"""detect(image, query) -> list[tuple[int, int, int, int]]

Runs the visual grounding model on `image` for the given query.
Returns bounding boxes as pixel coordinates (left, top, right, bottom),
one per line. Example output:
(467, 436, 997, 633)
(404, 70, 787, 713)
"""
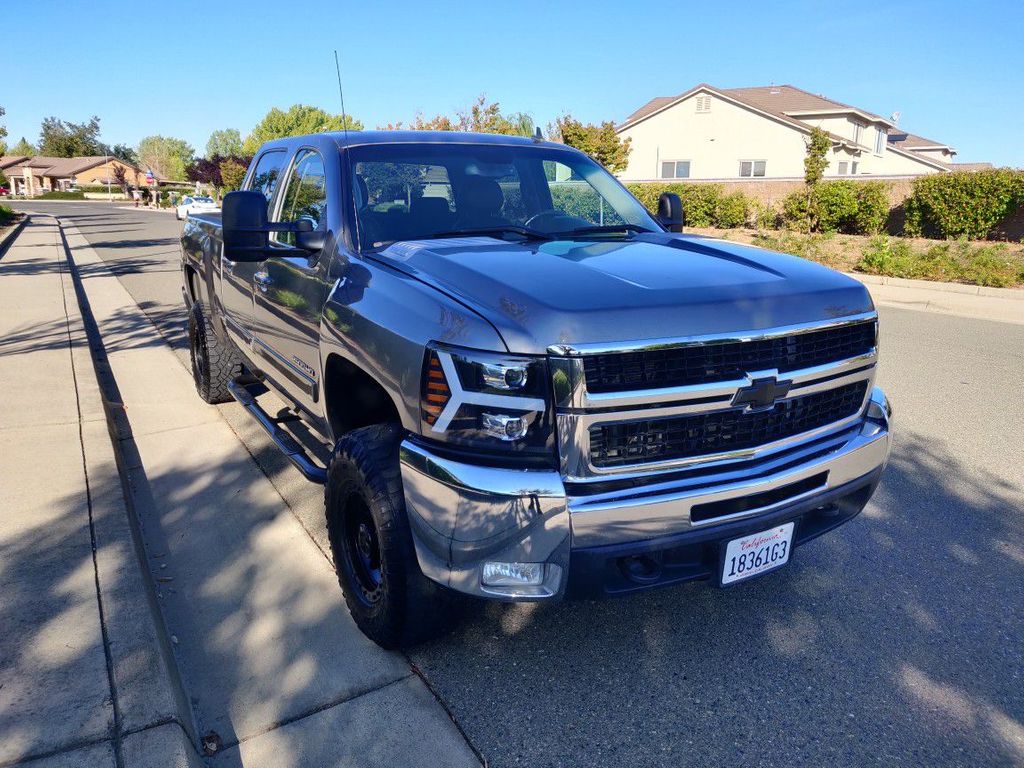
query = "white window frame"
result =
(875, 129, 886, 155)
(852, 122, 864, 146)
(837, 161, 848, 175)
(739, 160, 766, 178)
(851, 160, 859, 175)
(660, 160, 691, 179)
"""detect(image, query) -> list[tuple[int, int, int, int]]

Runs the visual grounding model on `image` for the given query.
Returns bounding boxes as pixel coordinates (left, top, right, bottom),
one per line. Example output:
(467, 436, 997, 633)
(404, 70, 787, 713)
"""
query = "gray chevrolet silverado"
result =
(180, 130, 892, 648)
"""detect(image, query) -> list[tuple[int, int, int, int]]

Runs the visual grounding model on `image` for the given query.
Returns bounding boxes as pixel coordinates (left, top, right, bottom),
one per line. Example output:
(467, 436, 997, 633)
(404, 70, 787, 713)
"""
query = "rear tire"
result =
(326, 423, 461, 649)
(188, 302, 241, 404)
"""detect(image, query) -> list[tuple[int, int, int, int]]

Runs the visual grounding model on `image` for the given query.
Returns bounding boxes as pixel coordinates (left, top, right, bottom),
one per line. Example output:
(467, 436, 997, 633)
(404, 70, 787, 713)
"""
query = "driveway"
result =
(9, 200, 1024, 767)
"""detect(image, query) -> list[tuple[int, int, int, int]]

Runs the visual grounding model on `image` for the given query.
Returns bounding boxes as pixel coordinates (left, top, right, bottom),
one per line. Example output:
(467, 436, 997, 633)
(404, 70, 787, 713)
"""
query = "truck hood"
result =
(374, 233, 874, 355)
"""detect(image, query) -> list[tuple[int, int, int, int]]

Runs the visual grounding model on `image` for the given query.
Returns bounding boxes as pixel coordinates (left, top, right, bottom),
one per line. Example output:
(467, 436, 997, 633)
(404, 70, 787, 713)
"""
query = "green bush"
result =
(782, 181, 890, 235)
(0, 204, 13, 225)
(39, 190, 86, 200)
(853, 182, 890, 235)
(626, 183, 742, 228)
(904, 169, 1024, 239)
(715, 192, 750, 228)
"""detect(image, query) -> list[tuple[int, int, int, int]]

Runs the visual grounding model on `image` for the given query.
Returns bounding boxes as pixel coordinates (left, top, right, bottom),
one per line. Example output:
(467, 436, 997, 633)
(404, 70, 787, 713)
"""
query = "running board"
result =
(227, 378, 329, 484)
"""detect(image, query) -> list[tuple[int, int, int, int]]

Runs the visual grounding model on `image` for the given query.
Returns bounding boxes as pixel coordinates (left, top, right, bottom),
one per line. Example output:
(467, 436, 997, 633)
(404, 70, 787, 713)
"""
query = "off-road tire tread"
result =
(188, 302, 241, 404)
(326, 423, 460, 648)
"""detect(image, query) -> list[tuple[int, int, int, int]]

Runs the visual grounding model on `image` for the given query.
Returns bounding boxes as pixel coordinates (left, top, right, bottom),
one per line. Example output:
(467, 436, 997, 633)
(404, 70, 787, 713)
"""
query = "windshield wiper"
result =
(555, 223, 655, 237)
(424, 226, 554, 242)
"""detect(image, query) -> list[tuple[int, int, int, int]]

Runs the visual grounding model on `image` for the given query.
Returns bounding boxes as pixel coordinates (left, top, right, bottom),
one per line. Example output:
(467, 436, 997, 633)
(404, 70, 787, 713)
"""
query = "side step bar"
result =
(227, 378, 329, 484)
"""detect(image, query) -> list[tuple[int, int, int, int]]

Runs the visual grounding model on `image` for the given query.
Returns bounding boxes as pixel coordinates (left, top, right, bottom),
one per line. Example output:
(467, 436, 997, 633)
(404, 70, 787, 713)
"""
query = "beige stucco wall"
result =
(617, 91, 811, 181)
(618, 92, 946, 181)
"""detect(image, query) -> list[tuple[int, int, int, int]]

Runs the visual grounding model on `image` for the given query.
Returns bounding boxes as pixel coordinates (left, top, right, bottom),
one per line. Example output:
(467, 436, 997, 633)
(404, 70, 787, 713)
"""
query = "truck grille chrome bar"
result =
(550, 313, 878, 482)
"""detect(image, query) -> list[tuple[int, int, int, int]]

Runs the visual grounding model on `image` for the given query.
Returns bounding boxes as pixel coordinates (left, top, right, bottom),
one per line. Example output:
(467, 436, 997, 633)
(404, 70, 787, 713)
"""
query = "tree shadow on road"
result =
(409, 429, 1024, 767)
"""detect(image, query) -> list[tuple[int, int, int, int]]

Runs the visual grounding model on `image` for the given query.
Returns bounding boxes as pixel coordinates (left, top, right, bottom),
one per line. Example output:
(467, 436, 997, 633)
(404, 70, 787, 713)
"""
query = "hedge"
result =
(0, 204, 13, 225)
(39, 190, 86, 200)
(904, 169, 1024, 239)
(781, 181, 889, 235)
(626, 183, 752, 228)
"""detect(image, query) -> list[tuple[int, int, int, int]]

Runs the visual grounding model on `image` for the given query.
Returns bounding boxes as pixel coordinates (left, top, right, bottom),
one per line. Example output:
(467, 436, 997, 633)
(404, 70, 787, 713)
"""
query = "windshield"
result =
(347, 142, 659, 250)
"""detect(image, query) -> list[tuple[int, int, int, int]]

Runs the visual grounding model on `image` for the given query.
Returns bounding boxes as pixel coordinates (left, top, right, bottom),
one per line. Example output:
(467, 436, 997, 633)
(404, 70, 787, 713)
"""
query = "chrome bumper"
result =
(399, 387, 892, 601)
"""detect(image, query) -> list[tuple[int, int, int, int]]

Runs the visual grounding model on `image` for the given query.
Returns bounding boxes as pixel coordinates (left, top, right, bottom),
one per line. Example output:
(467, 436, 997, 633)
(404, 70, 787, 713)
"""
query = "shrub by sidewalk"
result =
(695, 227, 1024, 289)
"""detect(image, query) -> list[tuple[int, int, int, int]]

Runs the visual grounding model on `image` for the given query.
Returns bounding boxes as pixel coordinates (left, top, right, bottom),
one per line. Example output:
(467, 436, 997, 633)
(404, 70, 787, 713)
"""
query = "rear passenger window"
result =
(246, 150, 287, 212)
(275, 150, 328, 246)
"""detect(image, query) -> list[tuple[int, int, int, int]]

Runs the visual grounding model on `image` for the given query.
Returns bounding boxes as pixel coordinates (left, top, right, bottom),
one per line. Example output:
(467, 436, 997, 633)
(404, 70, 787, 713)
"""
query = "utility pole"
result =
(106, 153, 112, 201)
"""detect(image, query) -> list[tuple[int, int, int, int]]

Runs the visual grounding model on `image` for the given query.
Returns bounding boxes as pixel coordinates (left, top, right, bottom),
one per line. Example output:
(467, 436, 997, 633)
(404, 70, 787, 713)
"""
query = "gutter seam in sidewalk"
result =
(55, 218, 126, 768)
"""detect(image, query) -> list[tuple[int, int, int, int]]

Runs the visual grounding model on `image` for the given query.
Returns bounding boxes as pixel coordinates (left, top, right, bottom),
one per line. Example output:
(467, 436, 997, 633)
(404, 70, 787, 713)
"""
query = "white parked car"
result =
(176, 195, 219, 221)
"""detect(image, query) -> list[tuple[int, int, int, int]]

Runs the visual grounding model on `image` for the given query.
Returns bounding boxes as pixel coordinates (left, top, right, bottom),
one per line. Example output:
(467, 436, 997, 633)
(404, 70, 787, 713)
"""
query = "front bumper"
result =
(399, 387, 892, 601)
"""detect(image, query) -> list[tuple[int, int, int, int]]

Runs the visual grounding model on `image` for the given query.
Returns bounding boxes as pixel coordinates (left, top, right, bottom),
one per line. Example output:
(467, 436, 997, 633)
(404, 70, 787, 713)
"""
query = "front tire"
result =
(326, 423, 460, 648)
(188, 302, 241, 404)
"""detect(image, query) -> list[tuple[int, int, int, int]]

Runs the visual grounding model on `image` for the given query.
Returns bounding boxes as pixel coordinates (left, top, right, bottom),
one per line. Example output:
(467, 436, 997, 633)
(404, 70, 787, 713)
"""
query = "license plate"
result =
(721, 522, 795, 585)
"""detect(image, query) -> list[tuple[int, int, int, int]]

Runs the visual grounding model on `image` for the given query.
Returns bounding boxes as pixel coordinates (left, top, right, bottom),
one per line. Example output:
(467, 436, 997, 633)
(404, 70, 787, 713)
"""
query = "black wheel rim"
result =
(343, 495, 383, 605)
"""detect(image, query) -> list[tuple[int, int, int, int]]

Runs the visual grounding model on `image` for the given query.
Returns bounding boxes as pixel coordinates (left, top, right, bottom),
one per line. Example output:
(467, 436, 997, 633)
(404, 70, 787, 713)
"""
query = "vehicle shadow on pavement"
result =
(408, 430, 1024, 767)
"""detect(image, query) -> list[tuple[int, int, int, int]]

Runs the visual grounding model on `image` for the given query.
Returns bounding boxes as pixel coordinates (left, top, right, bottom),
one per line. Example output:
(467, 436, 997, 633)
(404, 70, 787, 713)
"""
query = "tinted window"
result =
(276, 150, 327, 246)
(349, 143, 657, 250)
(246, 150, 287, 212)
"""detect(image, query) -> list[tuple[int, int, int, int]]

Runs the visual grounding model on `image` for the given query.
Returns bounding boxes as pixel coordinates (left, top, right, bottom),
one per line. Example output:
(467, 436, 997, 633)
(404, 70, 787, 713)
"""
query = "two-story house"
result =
(616, 84, 971, 182)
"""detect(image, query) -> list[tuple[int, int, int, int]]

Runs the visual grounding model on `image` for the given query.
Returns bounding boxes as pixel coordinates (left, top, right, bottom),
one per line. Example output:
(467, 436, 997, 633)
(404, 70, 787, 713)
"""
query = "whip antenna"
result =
(334, 50, 349, 141)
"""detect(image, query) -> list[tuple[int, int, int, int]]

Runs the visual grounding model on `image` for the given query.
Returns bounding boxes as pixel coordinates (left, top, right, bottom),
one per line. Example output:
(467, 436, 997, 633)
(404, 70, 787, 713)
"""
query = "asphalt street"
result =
(10, 200, 1024, 767)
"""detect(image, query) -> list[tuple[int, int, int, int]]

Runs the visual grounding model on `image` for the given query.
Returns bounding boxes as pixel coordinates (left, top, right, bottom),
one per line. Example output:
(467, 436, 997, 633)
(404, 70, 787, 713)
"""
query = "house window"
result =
(852, 122, 863, 145)
(695, 95, 711, 113)
(739, 160, 766, 177)
(875, 129, 886, 155)
(838, 161, 848, 175)
(851, 161, 859, 174)
(661, 160, 691, 179)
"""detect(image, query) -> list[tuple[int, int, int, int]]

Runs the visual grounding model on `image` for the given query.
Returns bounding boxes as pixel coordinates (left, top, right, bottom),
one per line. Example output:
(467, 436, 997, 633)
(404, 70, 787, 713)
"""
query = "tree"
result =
(186, 155, 223, 189)
(242, 105, 362, 155)
(137, 135, 195, 181)
(555, 115, 631, 173)
(110, 143, 138, 165)
(206, 128, 242, 159)
(381, 96, 534, 136)
(802, 126, 833, 232)
(10, 136, 36, 156)
(112, 164, 129, 194)
(218, 158, 247, 192)
(39, 115, 104, 157)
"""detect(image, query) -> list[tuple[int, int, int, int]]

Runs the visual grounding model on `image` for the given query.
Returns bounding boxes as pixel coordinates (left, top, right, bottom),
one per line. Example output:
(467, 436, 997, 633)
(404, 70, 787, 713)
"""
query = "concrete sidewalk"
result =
(57, 219, 480, 766)
(0, 218, 198, 767)
(849, 272, 1023, 325)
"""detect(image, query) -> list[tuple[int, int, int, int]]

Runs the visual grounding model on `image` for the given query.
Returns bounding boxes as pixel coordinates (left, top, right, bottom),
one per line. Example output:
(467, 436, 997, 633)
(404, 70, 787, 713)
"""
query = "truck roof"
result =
(259, 130, 563, 151)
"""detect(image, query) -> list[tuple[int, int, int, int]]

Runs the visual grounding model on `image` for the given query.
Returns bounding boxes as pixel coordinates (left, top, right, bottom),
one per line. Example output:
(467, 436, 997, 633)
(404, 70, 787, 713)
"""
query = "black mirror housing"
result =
(657, 192, 685, 233)
(223, 191, 271, 261)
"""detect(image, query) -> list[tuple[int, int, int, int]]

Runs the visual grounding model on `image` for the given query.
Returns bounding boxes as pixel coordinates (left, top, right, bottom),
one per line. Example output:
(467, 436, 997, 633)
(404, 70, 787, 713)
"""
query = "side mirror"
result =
(295, 226, 326, 252)
(223, 190, 270, 262)
(657, 192, 685, 233)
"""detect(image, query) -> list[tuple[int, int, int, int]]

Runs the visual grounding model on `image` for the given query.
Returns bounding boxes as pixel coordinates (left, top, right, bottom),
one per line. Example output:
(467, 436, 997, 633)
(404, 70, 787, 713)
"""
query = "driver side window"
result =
(275, 150, 327, 246)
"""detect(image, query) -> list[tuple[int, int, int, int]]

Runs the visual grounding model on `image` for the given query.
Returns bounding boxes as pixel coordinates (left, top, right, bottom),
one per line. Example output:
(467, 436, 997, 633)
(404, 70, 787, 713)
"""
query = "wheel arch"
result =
(323, 352, 405, 444)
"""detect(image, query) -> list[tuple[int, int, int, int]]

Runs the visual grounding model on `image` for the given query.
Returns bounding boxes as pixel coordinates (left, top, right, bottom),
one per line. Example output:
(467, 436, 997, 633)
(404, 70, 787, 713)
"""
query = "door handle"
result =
(254, 271, 273, 292)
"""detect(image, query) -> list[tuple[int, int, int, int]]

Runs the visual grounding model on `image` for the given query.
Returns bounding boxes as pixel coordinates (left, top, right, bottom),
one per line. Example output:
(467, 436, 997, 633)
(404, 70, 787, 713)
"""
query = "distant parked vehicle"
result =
(176, 195, 219, 221)
(0, 186, 9, 196)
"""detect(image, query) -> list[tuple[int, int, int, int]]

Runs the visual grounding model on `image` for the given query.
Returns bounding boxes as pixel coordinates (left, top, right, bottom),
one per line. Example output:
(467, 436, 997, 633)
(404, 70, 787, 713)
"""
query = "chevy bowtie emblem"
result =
(732, 376, 792, 411)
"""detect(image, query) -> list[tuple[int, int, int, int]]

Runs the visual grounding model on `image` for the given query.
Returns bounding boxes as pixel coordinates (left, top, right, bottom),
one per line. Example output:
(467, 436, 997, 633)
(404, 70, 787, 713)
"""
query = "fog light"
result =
(481, 412, 529, 441)
(482, 562, 544, 587)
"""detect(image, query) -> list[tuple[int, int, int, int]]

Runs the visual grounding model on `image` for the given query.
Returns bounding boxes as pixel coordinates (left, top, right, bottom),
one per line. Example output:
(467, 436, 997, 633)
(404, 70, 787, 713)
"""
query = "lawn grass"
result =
(690, 227, 1024, 289)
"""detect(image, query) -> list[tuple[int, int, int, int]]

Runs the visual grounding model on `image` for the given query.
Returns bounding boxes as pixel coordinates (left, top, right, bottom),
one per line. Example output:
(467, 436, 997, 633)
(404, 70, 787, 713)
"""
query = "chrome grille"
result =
(582, 321, 876, 393)
(588, 381, 869, 468)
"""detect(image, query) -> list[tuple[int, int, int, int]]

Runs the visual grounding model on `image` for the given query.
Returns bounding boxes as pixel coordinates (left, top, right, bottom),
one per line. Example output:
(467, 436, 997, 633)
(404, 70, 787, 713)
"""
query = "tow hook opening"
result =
(619, 553, 663, 584)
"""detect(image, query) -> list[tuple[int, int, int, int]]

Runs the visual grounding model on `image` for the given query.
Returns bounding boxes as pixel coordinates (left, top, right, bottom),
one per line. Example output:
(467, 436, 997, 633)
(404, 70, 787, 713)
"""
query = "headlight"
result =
(420, 344, 555, 461)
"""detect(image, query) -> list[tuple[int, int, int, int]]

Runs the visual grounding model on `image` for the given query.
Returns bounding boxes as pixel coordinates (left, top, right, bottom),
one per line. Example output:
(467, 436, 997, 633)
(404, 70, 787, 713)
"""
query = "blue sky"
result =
(5, 0, 1022, 166)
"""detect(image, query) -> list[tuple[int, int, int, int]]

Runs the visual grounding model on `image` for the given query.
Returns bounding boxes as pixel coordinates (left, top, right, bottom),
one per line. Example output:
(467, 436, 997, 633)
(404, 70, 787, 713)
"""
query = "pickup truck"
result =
(180, 130, 892, 648)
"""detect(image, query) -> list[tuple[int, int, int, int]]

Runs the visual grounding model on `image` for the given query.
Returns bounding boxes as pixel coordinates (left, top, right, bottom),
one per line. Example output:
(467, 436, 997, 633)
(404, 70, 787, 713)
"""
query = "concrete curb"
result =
(49, 214, 205, 768)
(843, 271, 1023, 325)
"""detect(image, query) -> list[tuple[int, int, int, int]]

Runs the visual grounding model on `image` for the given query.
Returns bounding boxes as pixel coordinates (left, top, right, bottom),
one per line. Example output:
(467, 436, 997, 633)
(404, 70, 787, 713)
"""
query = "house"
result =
(0, 155, 146, 196)
(615, 84, 980, 182)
